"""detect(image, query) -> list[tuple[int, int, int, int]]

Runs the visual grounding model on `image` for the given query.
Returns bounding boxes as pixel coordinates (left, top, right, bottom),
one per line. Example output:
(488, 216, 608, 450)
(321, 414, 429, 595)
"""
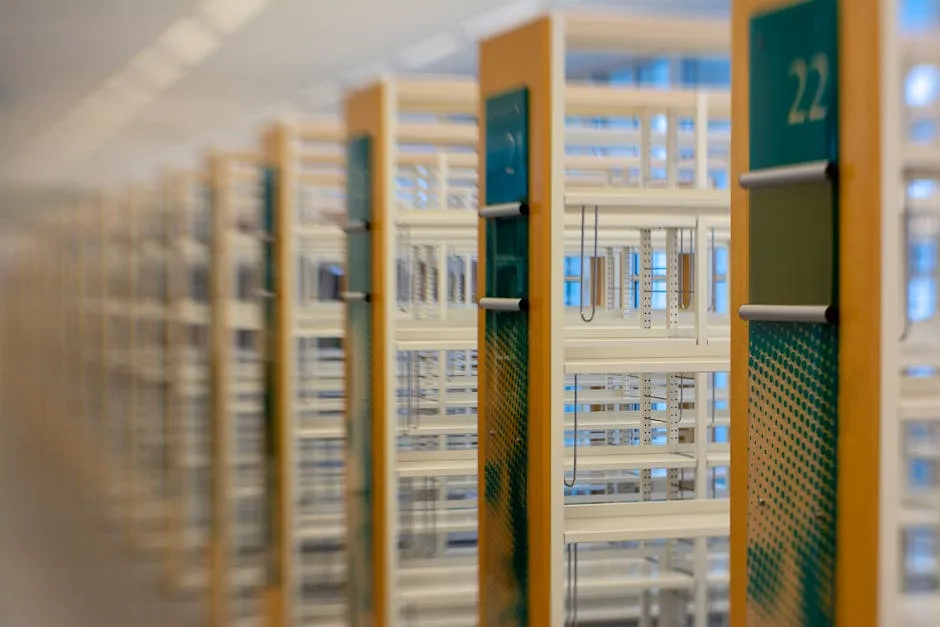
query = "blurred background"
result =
(2, 1, 940, 626)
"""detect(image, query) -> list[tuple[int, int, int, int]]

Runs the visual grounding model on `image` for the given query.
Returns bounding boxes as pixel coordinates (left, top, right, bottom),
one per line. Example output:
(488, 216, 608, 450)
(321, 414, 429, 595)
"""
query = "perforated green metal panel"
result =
(481, 88, 530, 626)
(345, 135, 373, 626)
(747, 322, 838, 625)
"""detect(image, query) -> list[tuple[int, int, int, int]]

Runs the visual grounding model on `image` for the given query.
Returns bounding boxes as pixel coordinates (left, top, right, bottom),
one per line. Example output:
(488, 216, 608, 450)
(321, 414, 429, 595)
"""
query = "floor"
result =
(0, 416, 205, 627)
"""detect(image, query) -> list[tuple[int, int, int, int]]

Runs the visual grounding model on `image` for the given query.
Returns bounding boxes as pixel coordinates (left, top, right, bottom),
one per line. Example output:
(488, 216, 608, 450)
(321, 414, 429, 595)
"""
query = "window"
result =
(564, 255, 603, 308)
(623, 249, 693, 312)
(711, 245, 730, 314)
(710, 169, 729, 190)
(713, 427, 730, 444)
(679, 58, 731, 88)
(906, 65, 939, 108)
(652, 251, 668, 310)
(563, 256, 583, 307)
(909, 240, 937, 323)
(712, 372, 729, 411)
(901, 0, 940, 34)
(637, 59, 671, 86)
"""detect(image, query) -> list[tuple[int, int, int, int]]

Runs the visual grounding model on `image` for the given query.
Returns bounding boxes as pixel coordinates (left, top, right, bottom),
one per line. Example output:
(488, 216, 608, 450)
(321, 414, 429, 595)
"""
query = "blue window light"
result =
(652, 251, 667, 275)
(909, 179, 938, 199)
(564, 255, 582, 277)
(908, 240, 937, 322)
(909, 276, 936, 322)
(564, 282, 581, 307)
(901, 0, 940, 33)
(908, 459, 933, 489)
(715, 281, 729, 314)
(652, 279, 667, 310)
(906, 65, 939, 108)
(715, 247, 729, 275)
(714, 427, 729, 444)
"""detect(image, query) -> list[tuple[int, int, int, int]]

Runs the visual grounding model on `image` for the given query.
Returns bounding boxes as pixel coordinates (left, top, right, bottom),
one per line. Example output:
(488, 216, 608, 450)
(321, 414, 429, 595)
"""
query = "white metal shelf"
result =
(564, 500, 729, 544)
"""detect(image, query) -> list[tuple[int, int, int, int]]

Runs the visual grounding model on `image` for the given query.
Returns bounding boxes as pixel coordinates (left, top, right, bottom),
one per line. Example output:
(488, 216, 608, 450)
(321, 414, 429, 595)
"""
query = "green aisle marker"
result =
(744, 0, 840, 625)
(345, 135, 374, 626)
(480, 88, 530, 626)
(260, 168, 280, 585)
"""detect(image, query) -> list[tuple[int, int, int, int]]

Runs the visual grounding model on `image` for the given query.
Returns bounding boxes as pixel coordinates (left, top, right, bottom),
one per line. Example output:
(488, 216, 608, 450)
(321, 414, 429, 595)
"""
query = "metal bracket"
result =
(478, 297, 528, 312)
(738, 304, 838, 324)
(479, 202, 529, 219)
(739, 160, 835, 190)
(341, 291, 370, 303)
(343, 219, 371, 234)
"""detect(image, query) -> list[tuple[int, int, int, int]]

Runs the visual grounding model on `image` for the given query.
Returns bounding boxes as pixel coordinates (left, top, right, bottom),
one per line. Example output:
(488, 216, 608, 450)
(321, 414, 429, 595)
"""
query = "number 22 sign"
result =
(788, 53, 830, 125)
(749, 0, 837, 169)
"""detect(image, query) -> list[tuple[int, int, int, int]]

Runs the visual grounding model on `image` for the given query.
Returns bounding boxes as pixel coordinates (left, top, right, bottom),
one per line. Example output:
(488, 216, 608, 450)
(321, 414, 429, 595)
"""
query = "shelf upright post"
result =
(477, 15, 566, 627)
(260, 122, 297, 627)
(731, 0, 883, 625)
(836, 1, 884, 624)
(344, 81, 396, 627)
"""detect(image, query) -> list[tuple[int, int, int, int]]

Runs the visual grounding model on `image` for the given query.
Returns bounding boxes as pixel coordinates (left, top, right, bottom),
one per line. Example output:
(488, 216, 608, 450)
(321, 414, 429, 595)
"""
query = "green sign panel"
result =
(749, 0, 839, 307)
(260, 168, 280, 584)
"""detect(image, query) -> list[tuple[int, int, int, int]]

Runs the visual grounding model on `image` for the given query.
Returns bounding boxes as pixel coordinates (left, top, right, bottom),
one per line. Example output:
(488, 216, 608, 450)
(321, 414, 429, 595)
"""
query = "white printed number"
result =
(787, 53, 829, 125)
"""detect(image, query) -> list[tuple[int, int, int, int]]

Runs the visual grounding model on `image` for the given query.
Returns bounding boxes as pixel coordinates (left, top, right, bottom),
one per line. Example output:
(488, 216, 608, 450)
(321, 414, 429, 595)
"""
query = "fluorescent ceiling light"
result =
(24, 0, 263, 170)
(200, 0, 268, 34)
(109, 73, 157, 110)
(89, 70, 155, 116)
(127, 45, 184, 91)
(463, 0, 541, 40)
(398, 33, 464, 69)
(59, 81, 158, 154)
(159, 16, 221, 66)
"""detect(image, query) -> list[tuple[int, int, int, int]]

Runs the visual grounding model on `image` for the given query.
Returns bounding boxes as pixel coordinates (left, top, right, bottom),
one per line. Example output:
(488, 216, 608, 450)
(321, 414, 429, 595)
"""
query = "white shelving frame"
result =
(165, 170, 214, 591)
(470, 12, 734, 627)
(883, 13, 940, 624)
(361, 64, 732, 625)
(209, 150, 266, 627)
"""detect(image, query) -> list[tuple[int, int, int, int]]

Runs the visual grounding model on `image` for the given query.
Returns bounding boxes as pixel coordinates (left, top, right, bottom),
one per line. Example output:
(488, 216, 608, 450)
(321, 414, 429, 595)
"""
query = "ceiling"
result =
(0, 0, 729, 226)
